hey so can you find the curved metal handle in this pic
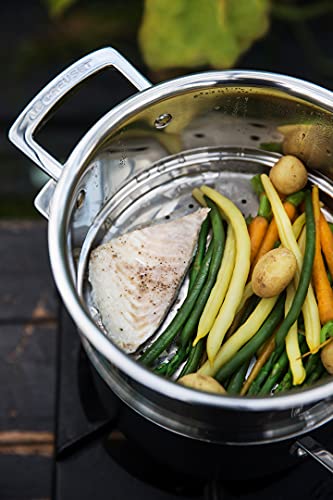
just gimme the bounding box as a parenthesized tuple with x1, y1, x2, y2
(8, 47, 152, 181)
(292, 436, 333, 474)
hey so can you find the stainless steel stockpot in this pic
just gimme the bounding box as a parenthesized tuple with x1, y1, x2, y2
(9, 47, 333, 472)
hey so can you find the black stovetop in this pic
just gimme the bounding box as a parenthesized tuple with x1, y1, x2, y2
(54, 307, 333, 499)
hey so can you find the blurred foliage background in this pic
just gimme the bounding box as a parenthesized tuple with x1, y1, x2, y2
(2, 0, 333, 217)
(38, 0, 333, 77)
(41, 0, 271, 74)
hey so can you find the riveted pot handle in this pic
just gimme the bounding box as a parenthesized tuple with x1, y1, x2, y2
(8, 47, 152, 181)
(291, 436, 333, 474)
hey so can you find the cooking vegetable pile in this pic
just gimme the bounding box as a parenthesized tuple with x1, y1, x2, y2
(138, 155, 333, 396)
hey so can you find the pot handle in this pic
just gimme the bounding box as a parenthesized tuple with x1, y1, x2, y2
(292, 436, 333, 474)
(8, 47, 152, 181)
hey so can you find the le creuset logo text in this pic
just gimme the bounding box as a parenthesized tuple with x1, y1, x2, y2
(28, 60, 93, 120)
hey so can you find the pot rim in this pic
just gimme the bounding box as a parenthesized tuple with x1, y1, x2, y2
(48, 69, 333, 412)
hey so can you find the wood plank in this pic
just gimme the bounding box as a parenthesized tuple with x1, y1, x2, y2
(0, 277, 58, 323)
(0, 322, 56, 433)
(0, 431, 54, 443)
(0, 222, 58, 498)
(0, 220, 58, 321)
(0, 443, 53, 457)
(0, 431, 54, 457)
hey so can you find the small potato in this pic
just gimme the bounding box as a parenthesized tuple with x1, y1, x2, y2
(252, 248, 297, 298)
(178, 373, 226, 394)
(321, 340, 333, 375)
(269, 155, 308, 195)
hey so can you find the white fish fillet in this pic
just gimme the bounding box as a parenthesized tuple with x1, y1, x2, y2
(88, 208, 210, 353)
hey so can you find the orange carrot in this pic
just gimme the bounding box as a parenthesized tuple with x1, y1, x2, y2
(251, 200, 297, 272)
(319, 213, 333, 279)
(248, 216, 269, 264)
(248, 175, 271, 264)
(312, 186, 333, 325)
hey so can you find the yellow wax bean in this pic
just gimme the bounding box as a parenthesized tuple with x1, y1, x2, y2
(195, 224, 235, 343)
(198, 296, 278, 377)
(261, 174, 320, 353)
(285, 282, 306, 385)
(198, 186, 251, 364)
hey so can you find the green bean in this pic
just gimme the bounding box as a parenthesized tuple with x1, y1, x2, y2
(286, 190, 305, 207)
(215, 294, 285, 383)
(259, 350, 289, 395)
(153, 345, 189, 377)
(305, 352, 320, 378)
(320, 320, 333, 343)
(274, 370, 292, 394)
(165, 344, 190, 377)
(178, 339, 205, 377)
(258, 194, 271, 219)
(227, 360, 250, 395)
(179, 199, 225, 348)
(261, 332, 307, 395)
(140, 241, 214, 366)
(251, 175, 271, 220)
(303, 363, 326, 386)
(251, 174, 265, 197)
(301, 352, 323, 388)
(260, 142, 283, 154)
(246, 214, 254, 225)
(248, 353, 275, 395)
(189, 216, 210, 289)
(154, 363, 168, 375)
(274, 191, 315, 354)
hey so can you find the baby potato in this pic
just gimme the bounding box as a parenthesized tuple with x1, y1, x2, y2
(321, 340, 333, 375)
(178, 373, 226, 394)
(269, 155, 308, 195)
(252, 248, 297, 298)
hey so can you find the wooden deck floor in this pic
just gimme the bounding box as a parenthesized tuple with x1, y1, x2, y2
(0, 220, 58, 499)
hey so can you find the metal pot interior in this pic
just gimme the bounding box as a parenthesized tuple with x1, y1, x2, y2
(67, 80, 333, 248)
(47, 73, 333, 443)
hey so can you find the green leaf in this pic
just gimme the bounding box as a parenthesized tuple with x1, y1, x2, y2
(139, 0, 271, 71)
(43, 0, 79, 17)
